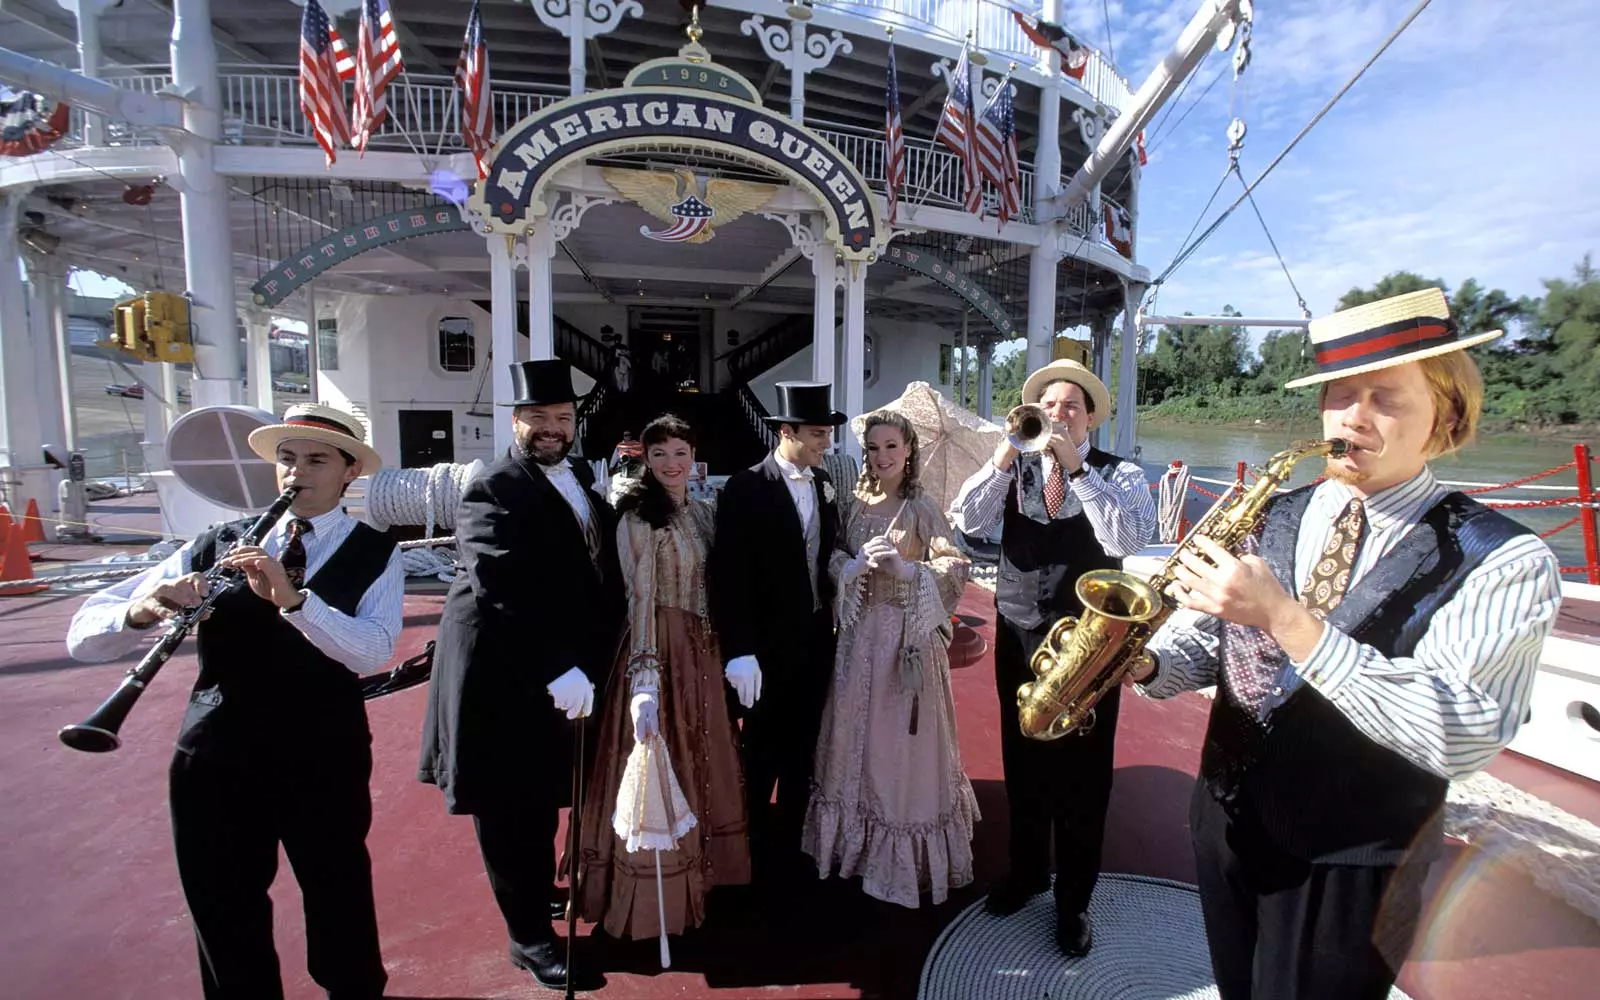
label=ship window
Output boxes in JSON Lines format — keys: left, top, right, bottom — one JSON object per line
{"left": 438, "top": 317, "right": 476, "bottom": 372}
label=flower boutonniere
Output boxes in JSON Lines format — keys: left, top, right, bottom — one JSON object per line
{"left": 822, "top": 480, "right": 836, "bottom": 504}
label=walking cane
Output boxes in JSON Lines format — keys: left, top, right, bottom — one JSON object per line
{"left": 565, "top": 714, "right": 585, "bottom": 1000}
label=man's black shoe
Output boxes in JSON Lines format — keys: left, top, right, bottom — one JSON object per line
{"left": 983, "top": 872, "right": 1050, "bottom": 916}
{"left": 511, "top": 940, "right": 568, "bottom": 990}
{"left": 1057, "top": 911, "right": 1093, "bottom": 958}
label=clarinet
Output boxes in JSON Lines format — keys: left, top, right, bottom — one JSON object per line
{"left": 59, "top": 485, "right": 303, "bottom": 754}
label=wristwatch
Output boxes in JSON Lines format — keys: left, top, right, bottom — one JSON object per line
{"left": 1069, "top": 466, "right": 1089, "bottom": 481}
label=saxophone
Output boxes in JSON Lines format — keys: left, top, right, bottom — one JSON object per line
{"left": 1016, "top": 438, "right": 1350, "bottom": 740}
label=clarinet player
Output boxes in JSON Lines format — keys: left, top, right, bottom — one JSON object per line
{"left": 64, "top": 405, "right": 403, "bottom": 1000}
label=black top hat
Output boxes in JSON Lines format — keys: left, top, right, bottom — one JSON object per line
{"left": 763, "top": 381, "right": 847, "bottom": 427}
{"left": 501, "top": 359, "right": 585, "bottom": 407}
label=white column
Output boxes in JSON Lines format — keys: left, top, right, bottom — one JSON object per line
{"left": 0, "top": 194, "right": 53, "bottom": 524}
{"left": 789, "top": 18, "right": 808, "bottom": 123}
{"left": 526, "top": 225, "right": 556, "bottom": 360}
{"left": 959, "top": 309, "right": 970, "bottom": 409}
{"left": 1090, "top": 313, "right": 1112, "bottom": 450}
{"left": 976, "top": 338, "right": 995, "bottom": 421}
{"left": 841, "top": 260, "right": 866, "bottom": 457}
{"left": 1026, "top": 244, "right": 1058, "bottom": 374}
{"left": 531, "top": 1, "right": 641, "bottom": 97}
{"left": 171, "top": 0, "right": 242, "bottom": 408}
{"left": 245, "top": 312, "right": 273, "bottom": 412}
{"left": 566, "top": 4, "right": 586, "bottom": 96}
{"left": 488, "top": 235, "right": 517, "bottom": 456}
{"left": 1027, "top": 7, "right": 1065, "bottom": 378}
{"left": 26, "top": 259, "right": 67, "bottom": 453}
{"left": 75, "top": 0, "right": 117, "bottom": 147}
{"left": 742, "top": 15, "right": 852, "bottom": 126}
{"left": 304, "top": 284, "right": 320, "bottom": 403}
{"left": 811, "top": 250, "right": 837, "bottom": 385}
{"left": 51, "top": 267, "right": 89, "bottom": 539}
{"left": 1114, "top": 282, "right": 1146, "bottom": 457}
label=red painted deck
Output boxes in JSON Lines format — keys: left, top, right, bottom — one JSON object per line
{"left": 2, "top": 581, "right": 1597, "bottom": 999}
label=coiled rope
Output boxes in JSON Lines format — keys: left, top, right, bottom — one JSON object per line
{"left": 364, "top": 461, "right": 484, "bottom": 580}
{"left": 1156, "top": 462, "right": 1193, "bottom": 543}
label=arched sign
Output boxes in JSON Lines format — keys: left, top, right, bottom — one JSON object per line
{"left": 249, "top": 206, "right": 473, "bottom": 307}
{"left": 469, "top": 87, "right": 883, "bottom": 261}
{"left": 881, "top": 243, "right": 1019, "bottom": 338}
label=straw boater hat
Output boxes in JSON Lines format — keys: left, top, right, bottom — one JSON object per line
{"left": 248, "top": 403, "right": 383, "bottom": 477}
{"left": 1020, "top": 359, "right": 1112, "bottom": 430}
{"left": 1284, "top": 287, "right": 1502, "bottom": 389}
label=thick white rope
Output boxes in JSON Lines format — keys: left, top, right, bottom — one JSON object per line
{"left": 365, "top": 461, "right": 484, "bottom": 580}
{"left": 1157, "top": 463, "right": 1193, "bottom": 544}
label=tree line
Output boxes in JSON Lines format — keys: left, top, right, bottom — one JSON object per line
{"left": 975, "top": 256, "right": 1600, "bottom": 432}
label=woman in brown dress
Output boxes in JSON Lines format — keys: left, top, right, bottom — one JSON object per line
{"left": 577, "top": 415, "right": 750, "bottom": 939}
{"left": 803, "top": 409, "right": 978, "bottom": 908}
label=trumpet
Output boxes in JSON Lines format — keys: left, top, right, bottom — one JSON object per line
{"left": 1006, "top": 403, "right": 1054, "bottom": 454}
{"left": 58, "top": 484, "right": 303, "bottom": 753}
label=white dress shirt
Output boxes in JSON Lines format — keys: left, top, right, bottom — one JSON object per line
{"left": 66, "top": 507, "right": 406, "bottom": 675}
{"left": 951, "top": 435, "right": 1156, "bottom": 558}
{"left": 773, "top": 451, "right": 818, "bottom": 527}
{"left": 1141, "top": 467, "right": 1563, "bottom": 780}
{"left": 537, "top": 458, "right": 601, "bottom": 559}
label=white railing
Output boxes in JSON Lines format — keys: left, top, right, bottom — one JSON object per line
{"left": 812, "top": 0, "right": 1133, "bottom": 112}
{"left": 55, "top": 67, "right": 1121, "bottom": 249}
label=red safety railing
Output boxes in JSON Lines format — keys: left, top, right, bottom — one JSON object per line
{"left": 1153, "top": 443, "right": 1600, "bottom": 584}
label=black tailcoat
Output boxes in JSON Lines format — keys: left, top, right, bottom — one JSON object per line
{"left": 419, "top": 449, "right": 624, "bottom": 814}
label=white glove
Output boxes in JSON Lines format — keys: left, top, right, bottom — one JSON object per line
{"left": 725, "top": 655, "right": 762, "bottom": 709}
{"left": 863, "top": 536, "right": 915, "bottom": 581}
{"left": 630, "top": 692, "right": 658, "bottom": 742}
{"left": 547, "top": 666, "right": 595, "bottom": 719}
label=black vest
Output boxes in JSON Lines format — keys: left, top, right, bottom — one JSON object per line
{"left": 995, "top": 448, "right": 1124, "bottom": 630}
{"left": 176, "top": 517, "right": 396, "bottom": 758}
{"left": 1200, "top": 485, "right": 1531, "bottom": 866}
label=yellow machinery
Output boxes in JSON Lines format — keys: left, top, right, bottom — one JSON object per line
{"left": 1052, "top": 337, "right": 1091, "bottom": 366}
{"left": 104, "top": 292, "right": 194, "bottom": 364}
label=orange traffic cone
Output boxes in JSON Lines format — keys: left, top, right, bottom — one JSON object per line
{"left": 19, "top": 498, "right": 47, "bottom": 544}
{"left": 0, "top": 513, "right": 47, "bottom": 595}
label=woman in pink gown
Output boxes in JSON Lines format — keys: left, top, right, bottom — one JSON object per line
{"left": 803, "top": 410, "right": 978, "bottom": 907}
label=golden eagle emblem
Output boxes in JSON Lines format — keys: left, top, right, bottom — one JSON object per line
{"left": 600, "top": 167, "right": 778, "bottom": 244}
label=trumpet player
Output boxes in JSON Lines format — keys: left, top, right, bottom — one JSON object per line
{"left": 952, "top": 359, "right": 1155, "bottom": 956}
{"left": 64, "top": 404, "right": 403, "bottom": 1000}
{"left": 1129, "top": 290, "right": 1562, "bottom": 1000}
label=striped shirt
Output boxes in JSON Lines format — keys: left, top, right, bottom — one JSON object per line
{"left": 66, "top": 507, "right": 406, "bottom": 675}
{"left": 1142, "top": 466, "right": 1563, "bottom": 780}
{"left": 951, "top": 436, "right": 1156, "bottom": 558}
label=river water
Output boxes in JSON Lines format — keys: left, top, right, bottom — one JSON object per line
{"left": 1131, "top": 422, "right": 1596, "bottom": 574}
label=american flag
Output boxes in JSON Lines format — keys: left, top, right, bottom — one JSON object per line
{"left": 299, "top": 0, "right": 350, "bottom": 167}
{"left": 884, "top": 40, "right": 907, "bottom": 223}
{"left": 975, "top": 73, "right": 1021, "bottom": 227}
{"left": 352, "top": 0, "right": 405, "bottom": 154}
{"left": 1011, "top": 10, "right": 1089, "bottom": 81}
{"left": 934, "top": 45, "right": 982, "bottom": 214}
{"left": 455, "top": 0, "right": 493, "bottom": 179}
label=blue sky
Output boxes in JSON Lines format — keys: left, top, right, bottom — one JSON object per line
{"left": 1080, "top": 0, "right": 1600, "bottom": 338}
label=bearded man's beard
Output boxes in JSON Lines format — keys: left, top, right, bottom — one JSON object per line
{"left": 520, "top": 429, "right": 573, "bottom": 465}
{"left": 1324, "top": 457, "right": 1368, "bottom": 486}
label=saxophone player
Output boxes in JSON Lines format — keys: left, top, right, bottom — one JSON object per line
{"left": 952, "top": 359, "right": 1155, "bottom": 956}
{"left": 1128, "top": 290, "right": 1562, "bottom": 1000}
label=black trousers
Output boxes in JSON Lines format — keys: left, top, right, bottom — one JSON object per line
{"left": 738, "top": 610, "right": 835, "bottom": 875}
{"left": 993, "top": 614, "right": 1121, "bottom": 916}
{"left": 1191, "top": 786, "right": 1429, "bottom": 1000}
{"left": 473, "top": 804, "right": 561, "bottom": 962}
{"left": 169, "top": 741, "right": 386, "bottom": 1000}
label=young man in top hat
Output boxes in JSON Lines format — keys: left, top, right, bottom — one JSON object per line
{"left": 711, "top": 380, "right": 846, "bottom": 882}
{"left": 1129, "top": 288, "right": 1562, "bottom": 999}
{"left": 419, "top": 359, "right": 625, "bottom": 990}
{"left": 67, "top": 403, "right": 403, "bottom": 999}
{"left": 952, "top": 359, "right": 1156, "bottom": 955}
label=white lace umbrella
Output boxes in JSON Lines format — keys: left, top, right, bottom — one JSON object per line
{"left": 850, "top": 381, "right": 1003, "bottom": 515}
{"left": 612, "top": 732, "right": 697, "bottom": 968}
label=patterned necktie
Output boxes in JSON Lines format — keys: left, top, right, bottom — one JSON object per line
{"left": 1043, "top": 461, "right": 1067, "bottom": 518}
{"left": 1301, "top": 498, "right": 1367, "bottom": 619}
{"left": 282, "top": 518, "right": 312, "bottom": 589}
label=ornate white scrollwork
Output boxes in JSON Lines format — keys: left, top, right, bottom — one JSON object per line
{"left": 759, "top": 210, "right": 822, "bottom": 258}
{"left": 530, "top": 0, "right": 642, "bottom": 39}
{"left": 1072, "top": 107, "right": 1105, "bottom": 147}
{"left": 929, "top": 57, "right": 956, "bottom": 88}
{"left": 459, "top": 204, "right": 495, "bottom": 236}
{"left": 547, "top": 193, "right": 615, "bottom": 241}
{"left": 741, "top": 15, "right": 852, "bottom": 72}
{"left": 980, "top": 75, "right": 1014, "bottom": 104}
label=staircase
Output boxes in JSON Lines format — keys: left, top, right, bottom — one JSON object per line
{"left": 577, "top": 383, "right": 772, "bottom": 474}
{"left": 722, "top": 314, "right": 817, "bottom": 384}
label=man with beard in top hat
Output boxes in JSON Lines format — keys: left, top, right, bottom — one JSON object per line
{"left": 420, "top": 359, "right": 625, "bottom": 990}
{"left": 710, "top": 380, "right": 846, "bottom": 883}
